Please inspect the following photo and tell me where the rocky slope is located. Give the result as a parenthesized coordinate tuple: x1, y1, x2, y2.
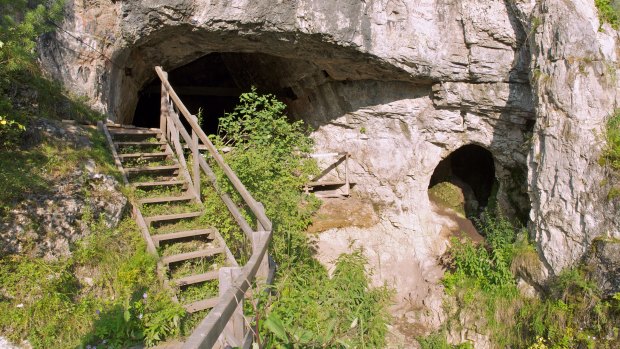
(0, 120, 126, 259)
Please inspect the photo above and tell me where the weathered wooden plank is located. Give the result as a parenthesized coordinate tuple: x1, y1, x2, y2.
(173, 270, 219, 287)
(219, 267, 244, 347)
(151, 228, 215, 244)
(138, 194, 195, 205)
(166, 111, 201, 204)
(181, 232, 272, 349)
(125, 165, 179, 173)
(145, 211, 202, 225)
(115, 141, 167, 146)
(132, 180, 186, 188)
(119, 152, 170, 159)
(183, 297, 219, 313)
(110, 129, 161, 136)
(197, 156, 253, 238)
(161, 247, 224, 265)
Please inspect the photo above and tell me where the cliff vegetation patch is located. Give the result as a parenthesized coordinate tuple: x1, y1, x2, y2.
(596, 0, 620, 29)
(420, 213, 620, 348)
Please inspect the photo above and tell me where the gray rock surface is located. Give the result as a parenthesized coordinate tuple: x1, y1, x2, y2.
(527, 0, 620, 274)
(0, 120, 127, 259)
(586, 238, 620, 298)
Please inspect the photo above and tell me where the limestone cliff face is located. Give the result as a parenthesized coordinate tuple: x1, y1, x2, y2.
(39, 0, 618, 285)
(526, 0, 620, 274)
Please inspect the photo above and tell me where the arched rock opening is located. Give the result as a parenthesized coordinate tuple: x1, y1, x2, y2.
(429, 144, 497, 219)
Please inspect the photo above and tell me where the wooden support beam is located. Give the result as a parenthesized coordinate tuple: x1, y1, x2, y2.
(147, 85, 242, 97)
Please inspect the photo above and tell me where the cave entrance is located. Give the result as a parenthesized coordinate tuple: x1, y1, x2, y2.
(133, 53, 241, 134)
(132, 52, 298, 135)
(428, 144, 497, 219)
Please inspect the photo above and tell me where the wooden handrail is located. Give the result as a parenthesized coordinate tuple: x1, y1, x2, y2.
(166, 108, 254, 237)
(154, 66, 272, 348)
(183, 231, 271, 348)
(155, 66, 272, 231)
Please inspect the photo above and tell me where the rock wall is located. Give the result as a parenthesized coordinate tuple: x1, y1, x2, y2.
(526, 0, 620, 274)
(39, 0, 619, 319)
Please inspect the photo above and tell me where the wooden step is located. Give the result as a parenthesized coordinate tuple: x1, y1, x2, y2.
(114, 141, 167, 147)
(151, 228, 215, 244)
(145, 211, 202, 225)
(174, 270, 219, 287)
(110, 129, 161, 136)
(138, 194, 195, 205)
(183, 297, 219, 313)
(119, 152, 170, 159)
(306, 180, 353, 187)
(125, 165, 179, 174)
(107, 124, 158, 130)
(161, 247, 225, 265)
(132, 180, 186, 188)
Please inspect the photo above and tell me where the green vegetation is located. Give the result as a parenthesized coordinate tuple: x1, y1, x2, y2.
(0, 218, 185, 348)
(595, 0, 620, 29)
(1, 0, 104, 151)
(262, 251, 392, 348)
(0, 127, 118, 217)
(601, 110, 620, 200)
(211, 89, 393, 347)
(421, 212, 620, 348)
(602, 109, 620, 171)
(428, 182, 466, 216)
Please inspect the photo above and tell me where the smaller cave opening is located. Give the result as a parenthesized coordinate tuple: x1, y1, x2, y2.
(428, 144, 497, 219)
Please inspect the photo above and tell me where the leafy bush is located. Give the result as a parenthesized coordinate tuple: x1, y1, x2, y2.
(429, 211, 620, 348)
(0, 0, 64, 147)
(596, 0, 620, 29)
(442, 212, 518, 292)
(263, 251, 392, 348)
(210, 90, 392, 347)
(212, 87, 319, 265)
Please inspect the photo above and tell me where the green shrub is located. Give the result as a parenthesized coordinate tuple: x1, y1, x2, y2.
(263, 251, 392, 348)
(212, 87, 320, 265)
(443, 212, 518, 293)
(0, 1, 64, 148)
(211, 90, 392, 348)
(596, 0, 620, 29)
(434, 211, 620, 348)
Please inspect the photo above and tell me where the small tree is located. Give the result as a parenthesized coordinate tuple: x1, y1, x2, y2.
(0, 0, 64, 148)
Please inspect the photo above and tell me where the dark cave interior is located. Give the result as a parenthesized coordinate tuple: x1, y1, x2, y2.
(429, 144, 497, 217)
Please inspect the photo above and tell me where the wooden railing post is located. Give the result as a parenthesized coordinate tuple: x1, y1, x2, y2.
(219, 267, 244, 347)
(192, 115, 201, 198)
(253, 203, 270, 284)
(160, 71, 169, 137)
(344, 153, 350, 197)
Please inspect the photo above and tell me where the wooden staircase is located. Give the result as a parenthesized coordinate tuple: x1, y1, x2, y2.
(98, 66, 273, 349)
(102, 124, 238, 314)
